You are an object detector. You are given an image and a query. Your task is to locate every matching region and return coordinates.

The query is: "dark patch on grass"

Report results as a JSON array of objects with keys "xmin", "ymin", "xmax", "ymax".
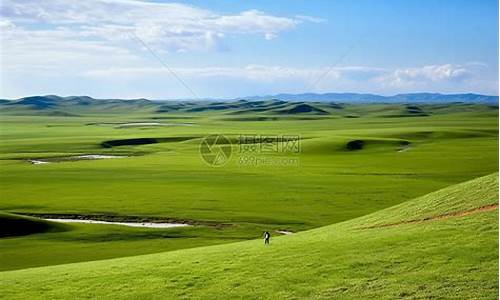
[
  {"xmin": 45, "ymin": 111, "xmax": 80, "ymax": 117},
  {"xmin": 186, "ymin": 105, "xmax": 232, "ymax": 112},
  {"xmin": 381, "ymin": 114, "xmax": 429, "ymax": 118},
  {"xmin": 406, "ymin": 105, "xmax": 429, "ymax": 116},
  {"xmin": 406, "ymin": 105, "xmax": 422, "ymax": 113},
  {"xmin": 328, "ymin": 102, "xmax": 344, "ymax": 109},
  {"xmin": 277, "ymin": 104, "xmax": 330, "ymax": 115},
  {"xmin": 346, "ymin": 140, "xmax": 365, "ymax": 151},
  {"xmin": 223, "ymin": 117, "xmax": 280, "ymax": 121},
  {"xmin": 101, "ymin": 136, "xmax": 199, "ymax": 148},
  {"xmin": 345, "ymin": 139, "xmax": 411, "ymax": 151},
  {"xmin": 380, "ymin": 105, "xmax": 429, "ymax": 118},
  {"xmin": 151, "ymin": 116, "xmax": 198, "ymax": 120},
  {"xmin": 156, "ymin": 104, "xmax": 186, "ymax": 112},
  {"xmin": 0, "ymin": 213, "xmax": 68, "ymax": 238},
  {"xmin": 227, "ymin": 105, "xmax": 289, "ymax": 115},
  {"xmin": 213, "ymin": 115, "xmax": 332, "ymax": 121}
]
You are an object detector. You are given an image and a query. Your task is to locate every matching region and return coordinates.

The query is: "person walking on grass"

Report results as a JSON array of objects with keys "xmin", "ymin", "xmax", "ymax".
[{"xmin": 263, "ymin": 231, "xmax": 270, "ymax": 245}]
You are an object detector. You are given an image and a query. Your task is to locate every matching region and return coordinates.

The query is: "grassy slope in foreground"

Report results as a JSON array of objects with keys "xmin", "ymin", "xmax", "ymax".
[{"xmin": 1, "ymin": 173, "xmax": 498, "ymax": 299}]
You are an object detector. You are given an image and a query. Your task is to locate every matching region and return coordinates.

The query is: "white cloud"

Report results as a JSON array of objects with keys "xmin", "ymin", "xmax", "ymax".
[
  {"xmin": 1, "ymin": 0, "xmax": 210, "ymax": 25},
  {"xmin": 376, "ymin": 64, "xmax": 479, "ymax": 91},
  {"xmin": 264, "ymin": 33, "xmax": 278, "ymax": 40},
  {"xmin": 211, "ymin": 9, "xmax": 298, "ymax": 37},
  {"xmin": 81, "ymin": 65, "xmax": 385, "ymax": 84},
  {"xmin": 2, "ymin": 61, "xmax": 495, "ymax": 99},
  {"xmin": 0, "ymin": 25, "xmax": 141, "ymax": 73},
  {"xmin": 0, "ymin": 0, "xmax": 329, "ymax": 98},
  {"xmin": 0, "ymin": 0, "xmax": 310, "ymax": 52},
  {"xmin": 0, "ymin": 19, "xmax": 15, "ymax": 30},
  {"xmin": 294, "ymin": 15, "xmax": 327, "ymax": 24},
  {"xmin": 79, "ymin": 63, "xmax": 496, "ymax": 96},
  {"xmin": 1, "ymin": 0, "xmax": 496, "ymax": 98},
  {"xmin": 391, "ymin": 64, "xmax": 470, "ymax": 82}
]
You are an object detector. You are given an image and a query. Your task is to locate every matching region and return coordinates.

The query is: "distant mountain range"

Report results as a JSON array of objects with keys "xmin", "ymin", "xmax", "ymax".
[
  {"xmin": 238, "ymin": 92, "xmax": 498, "ymax": 104},
  {"xmin": 0, "ymin": 93, "xmax": 497, "ymax": 116},
  {"xmin": 1, "ymin": 93, "xmax": 498, "ymax": 106}
]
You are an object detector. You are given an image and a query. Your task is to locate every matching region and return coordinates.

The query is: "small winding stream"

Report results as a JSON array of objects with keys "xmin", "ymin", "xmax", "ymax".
[{"xmin": 44, "ymin": 218, "xmax": 190, "ymax": 228}]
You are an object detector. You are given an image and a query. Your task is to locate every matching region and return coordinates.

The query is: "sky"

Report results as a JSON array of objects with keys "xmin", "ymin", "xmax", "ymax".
[{"xmin": 0, "ymin": 0, "xmax": 498, "ymax": 99}]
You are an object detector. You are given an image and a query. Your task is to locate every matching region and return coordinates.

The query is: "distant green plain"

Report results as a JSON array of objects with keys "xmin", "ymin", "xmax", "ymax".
[{"xmin": 0, "ymin": 103, "xmax": 497, "ymax": 270}]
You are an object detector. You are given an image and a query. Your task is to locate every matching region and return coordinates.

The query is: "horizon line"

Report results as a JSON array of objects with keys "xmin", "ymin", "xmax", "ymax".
[{"xmin": 2, "ymin": 91, "xmax": 499, "ymax": 101}]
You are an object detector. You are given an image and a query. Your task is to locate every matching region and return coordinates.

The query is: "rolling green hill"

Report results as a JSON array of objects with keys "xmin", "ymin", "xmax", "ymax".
[
  {"xmin": 0, "ymin": 103, "xmax": 497, "ymax": 272},
  {"xmin": 1, "ymin": 95, "xmax": 497, "ymax": 117},
  {"xmin": 1, "ymin": 173, "xmax": 497, "ymax": 299}
]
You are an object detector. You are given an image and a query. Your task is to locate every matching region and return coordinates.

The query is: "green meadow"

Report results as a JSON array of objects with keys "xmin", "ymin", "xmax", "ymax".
[
  {"xmin": 1, "ymin": 173, "xmax": 498, "ymax": 299},
  {"xmin": 0, "ymin": 100, "xmax": 498, "ymax": 298}
]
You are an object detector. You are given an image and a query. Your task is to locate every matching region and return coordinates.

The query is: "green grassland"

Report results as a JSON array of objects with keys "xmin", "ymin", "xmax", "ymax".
[
  {"xmin": 0, "ymin": 100, "xmax": 498, "ymax": 276},
  {"xmin": 1, "ymin": 173, "xmax": 497, "ymax": 299}
]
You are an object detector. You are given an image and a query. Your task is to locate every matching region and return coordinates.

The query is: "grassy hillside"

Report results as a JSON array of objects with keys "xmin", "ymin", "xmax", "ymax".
[
  {"xmin": 1, "ymin": 173, "xmax": 497, "ymax": 299},
  {"xmin": 1, "ymin": 95, "xmax": 497, "ymax": 117},
  {"xmin": 0, "ymin": 104, "xmax": 497, "ymax": 270}
]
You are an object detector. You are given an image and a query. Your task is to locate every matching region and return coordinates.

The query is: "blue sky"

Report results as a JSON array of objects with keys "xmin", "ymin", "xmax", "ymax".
[{"xmin": 0, "ymin": 0, "xmax": 498, "ymax": 99}]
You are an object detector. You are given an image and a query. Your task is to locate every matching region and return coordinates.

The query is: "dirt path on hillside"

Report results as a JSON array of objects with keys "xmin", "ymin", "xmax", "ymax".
[{"xmin": 361, "ymin": 203, "xmax": 498, "ymax": 229}]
